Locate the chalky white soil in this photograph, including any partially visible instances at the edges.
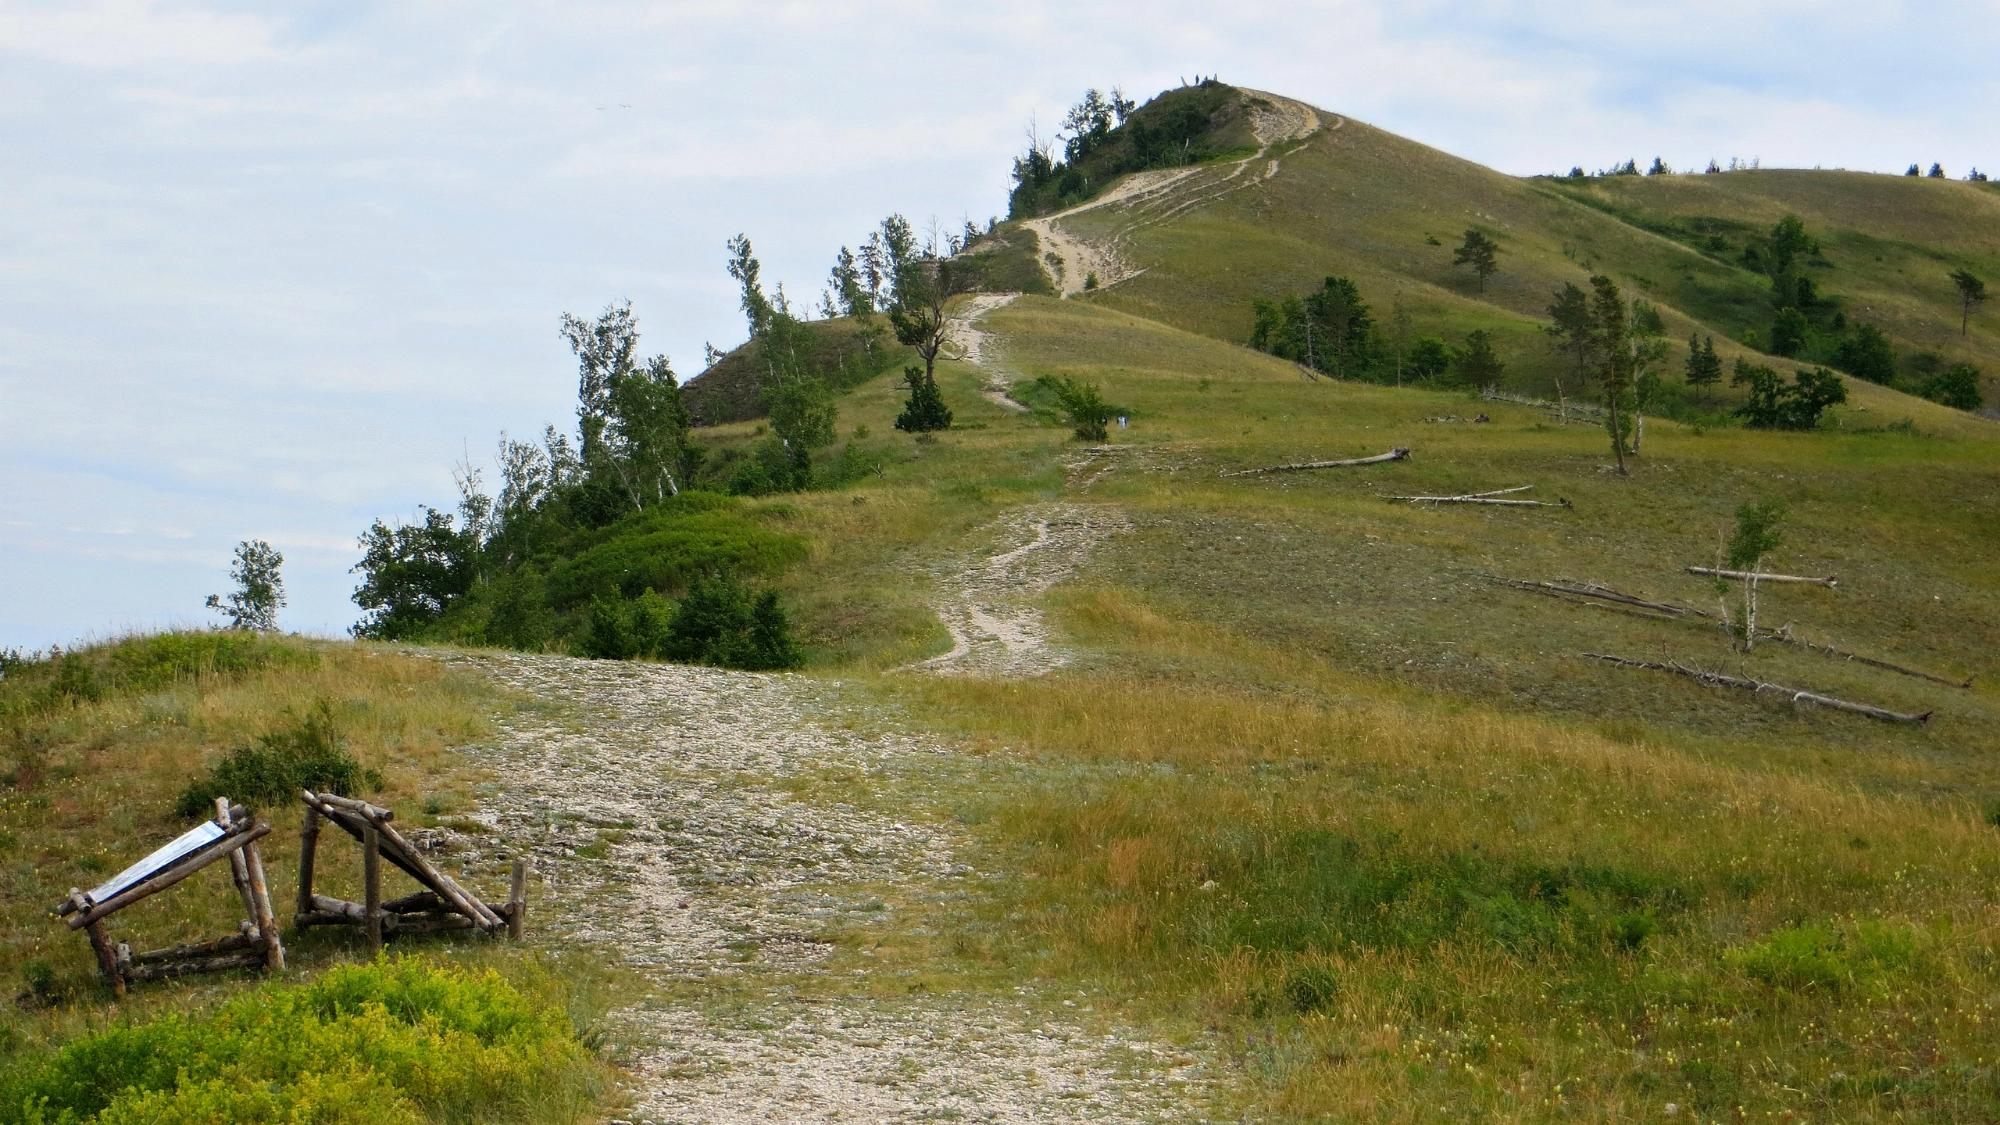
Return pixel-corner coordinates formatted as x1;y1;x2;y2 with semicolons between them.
431;649;1209;1122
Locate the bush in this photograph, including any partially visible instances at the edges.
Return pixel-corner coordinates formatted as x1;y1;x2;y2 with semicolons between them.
894;365;952;433
543;497;808;608
174;701;381;818
1035;374;1113;442
579;596;638;660
664;574;803;671
1921;362;1983;411
0;958;599;1123
1282;965;1339;1014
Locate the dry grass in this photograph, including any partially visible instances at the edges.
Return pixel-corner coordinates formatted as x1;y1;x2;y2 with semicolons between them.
0;633;503;1015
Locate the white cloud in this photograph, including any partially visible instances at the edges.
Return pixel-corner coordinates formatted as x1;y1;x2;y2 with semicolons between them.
0;0;280;68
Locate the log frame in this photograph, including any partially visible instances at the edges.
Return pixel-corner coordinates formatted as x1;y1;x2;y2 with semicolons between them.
58;799;281;994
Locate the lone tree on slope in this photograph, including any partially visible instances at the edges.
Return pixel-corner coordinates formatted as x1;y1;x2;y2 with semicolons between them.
1951;268;1987;336
1453;229;1500;294
207;539;285;632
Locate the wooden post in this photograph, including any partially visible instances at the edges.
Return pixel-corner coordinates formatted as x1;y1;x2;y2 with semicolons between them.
296;804;320;919
363;821;383;955
242;842;284;972
86;919;125;997
507;857;529;940
69;889;125;997
216;798;261;937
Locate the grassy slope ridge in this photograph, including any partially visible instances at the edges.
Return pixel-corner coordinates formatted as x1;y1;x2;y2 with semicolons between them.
726;286;2000;1116
1070;94;1999;422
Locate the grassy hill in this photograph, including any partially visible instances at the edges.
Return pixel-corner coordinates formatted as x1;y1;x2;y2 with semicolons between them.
11;82;2000;1121
1032;89;1997;421
649;98;2000;1112
673;289;2000;1117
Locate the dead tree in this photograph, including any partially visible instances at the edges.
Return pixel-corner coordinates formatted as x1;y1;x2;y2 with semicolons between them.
54;797;283;995
1584;653;1932;724
1224;448;1410;477
1686;566;1837;588
1384;486;1571;509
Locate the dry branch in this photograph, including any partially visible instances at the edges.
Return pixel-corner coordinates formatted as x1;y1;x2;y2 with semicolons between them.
1488;577;1709;618
1584;653;1932;724
1513;577;1971;690
1686;566;1837;587
1385;485;1571;509
1224;447;1410;477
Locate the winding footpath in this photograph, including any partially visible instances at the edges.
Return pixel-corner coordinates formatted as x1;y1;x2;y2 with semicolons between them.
1022;90;1328;296
420;307;1178;1120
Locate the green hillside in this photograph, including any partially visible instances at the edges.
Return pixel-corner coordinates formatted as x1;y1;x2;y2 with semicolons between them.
692;290;2000;1117
1027;88;1996;422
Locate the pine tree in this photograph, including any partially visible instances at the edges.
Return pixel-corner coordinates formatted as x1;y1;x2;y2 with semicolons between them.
894;365;952;432
1684;334;1722;401
1452;229;1500;293
1451;329;1505;389
1951;268;1987;336
1929;162;1946;179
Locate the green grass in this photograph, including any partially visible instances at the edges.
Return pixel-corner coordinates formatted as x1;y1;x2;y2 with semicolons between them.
0;957;607;1123
750;290;2000;1117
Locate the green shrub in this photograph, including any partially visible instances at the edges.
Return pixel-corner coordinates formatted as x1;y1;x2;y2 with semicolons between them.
0;958;598;1123
1731;921;1922;992
1282;965;1339;1015
544;499;807;607
174;701;381;818
664;574;803;671
579;595;638;661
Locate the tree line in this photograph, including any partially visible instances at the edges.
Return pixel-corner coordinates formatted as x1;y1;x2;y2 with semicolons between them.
1008;81;1233;219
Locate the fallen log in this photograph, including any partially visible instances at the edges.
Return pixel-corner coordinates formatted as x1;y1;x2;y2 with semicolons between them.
1686;566;1838;588
1385;485;1571;509
1224;448;1409;477
1583;653;1932;724
1765;627;1974;689
122;949;265;983
1512;578;1971;689
128;932;259;965
1489;577;1708;618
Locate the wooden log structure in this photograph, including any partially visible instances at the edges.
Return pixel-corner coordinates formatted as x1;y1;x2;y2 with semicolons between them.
1685;566;1838;588
1583;653;1933;724
53;798;283;993
1223;447;1410;477
295;790;522;947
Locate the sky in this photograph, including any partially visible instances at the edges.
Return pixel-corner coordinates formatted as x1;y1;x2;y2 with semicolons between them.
4;0;1996;650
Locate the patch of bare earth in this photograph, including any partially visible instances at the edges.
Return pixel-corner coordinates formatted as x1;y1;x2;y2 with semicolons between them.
946;292;1028;412
1022;90;1330;296
430;650;1209;1123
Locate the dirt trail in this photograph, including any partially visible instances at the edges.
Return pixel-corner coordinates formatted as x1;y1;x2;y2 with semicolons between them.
1023;90;1330;296
946;292;1027;411
433;651;1205;1122
911;500;1130;678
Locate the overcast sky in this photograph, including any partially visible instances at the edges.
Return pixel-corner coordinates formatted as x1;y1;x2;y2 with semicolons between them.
4;1;1995;650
